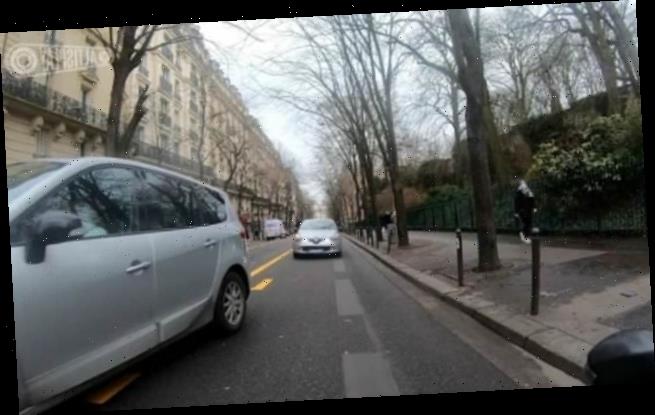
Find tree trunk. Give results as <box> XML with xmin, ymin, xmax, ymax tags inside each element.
<box><xmin>447</xmin><ymin>9</ymin><xmax>501</xmax><ymax>272</ymax></box>
<box><xmin>602</xmin><ymin>1</ymin><xmax>639</xmax><ymax>91</ymax></box>
<box><xmin>106</xmin><ymin>65</ymin><xmax>130</xmax><ymax>156</ymax></box>
<box><xmin>450</xmin><ymin>83</ymin><xmax>464</xmax><ymax>186</ymax></box>
<box><xmin>575</xmin><ymin>4</ymin><xmax>620</xmax><ymax>114</ymax></box>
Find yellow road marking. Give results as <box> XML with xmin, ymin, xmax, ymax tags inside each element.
<box><xmin>85</xmin><ymin>372</ymin><xmax>141</xmax><ymax>405</ymax></box>
<box><xmin>252</xmin><ymin>278</ymin><xmax>273</xmax><ymax>291</ymax></box>
<box><xmin>250</xmin><ymin>249</ymin><xmax>291</xmax><ymax>278</ymax></box>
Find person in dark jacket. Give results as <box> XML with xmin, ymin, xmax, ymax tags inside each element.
<box><xmin>514</xmin><ymin>178</ymin><xmax>536</xmax><ymax>244</ymax></box>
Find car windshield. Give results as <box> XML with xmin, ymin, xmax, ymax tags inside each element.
<box><xmin>300</xmin><ymin>220</ymin><xmax>337</xmax><ymax>231</ymax></box>
<box><xmin>7</xmin><ymin>161</ymin><xmax>66</xmax><ymax>202</ymax></box>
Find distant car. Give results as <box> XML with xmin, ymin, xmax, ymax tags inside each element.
<box><xmin>292</xmin><ymin>218</ymin><xmax>342</xmax><ymax>258</ymax></box>
<box><xmin>8</xmin><ymin>157</ymin><xmax>250</xmax><ymax>415</ymax></box>
<box><xmin>264</xmin><ymin>219</ymin><xmax>286</xmax><ymax>240</ymax></box>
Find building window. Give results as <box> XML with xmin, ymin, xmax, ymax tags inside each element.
<box><xmin>161</xmin><ymin>133</ymin><xmax>169</xmax><ymax>151</ymax></box>
<box><xmin>161</xmin><ymin>65</ymin><xmax>170</xmax><ymax>81</ymax></box>
<box><xmin>136</xmin><ymin>126</ymin><xmax>145</xmax><ymax>142</ymax></box>
<box><xmin>172</xmin><ymin>140</ymin><xmax>180</xmax><ymax>155</ymax></box>
<box><xmin>160</xmin><ymin>98</ymin><xmax>169</xmax><ymax>114</ymax></box>
<box><xmin>35</xmin><ymin>131</ymin><xmax>48</xmax><ymax>157</ymax></box>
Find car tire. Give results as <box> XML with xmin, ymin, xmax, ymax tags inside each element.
<box><xmin>293</xmin><ymin>252</ymin><xmax>301</xmax><ymax>259</ymax></box>
<box><xmin>211</xmin><ymin>271</ymin><xmax>247</xmax><ymax>335</ymax></box>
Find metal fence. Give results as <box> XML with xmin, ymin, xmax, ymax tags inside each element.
<box><xmin>406</xmin><ymin>186</ymin><xmax>647</xmax><ymax>235</ymax></box>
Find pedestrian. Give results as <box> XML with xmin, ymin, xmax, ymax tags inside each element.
<box><xmin>382</xmin><ymin>210</ymin><xmax>395</xmax><ymax>242</ymax></box>
<box><xmin>239</xmin><ymin>212</ymin><xmax>251</xmax><ymax>240</ymax></box>
<box><xmin>514</xmin><ymin>177</ymin><xmax>536</xmax><ymax>244</ymax></box>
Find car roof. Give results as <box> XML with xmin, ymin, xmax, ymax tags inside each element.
<box><xmin>18</xmin><ymin>157</ymin><xmax>229</xmax><ymax>194</ymax></box>
<box><xmin>8</xmin><ymin>157</ymin><xmax>233</xmax><ymax>221</ymax></box>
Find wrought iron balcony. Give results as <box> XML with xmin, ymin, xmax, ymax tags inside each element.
<box><xmin>134</xmin><ymin>139</ymin><xmax>217</xmax><ymax>181</ymax></box>
<box><xmin>80</xmin><ymin>66</ymin><xmax>98</xmax><ymax>83</ymax></box>
<box><xmin>2</xmin><ymin>70</ymin><xmax>108</xmax><ymax>130</ymax></box>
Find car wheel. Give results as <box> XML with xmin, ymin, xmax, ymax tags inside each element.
<box><xmin>211</xmin><ymin>271</ymin><xmax>247</xmax><ymax>335</ymax></box>
<box><xmin>293</xmin><ymin>252</ymin><xmax>301</xmax><ymax>259</ymax></box>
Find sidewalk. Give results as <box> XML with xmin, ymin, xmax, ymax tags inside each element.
<box><xmin>345</xmin><ymin>230</ymin><xmax>651</xmax><ymax>382</ymax></box>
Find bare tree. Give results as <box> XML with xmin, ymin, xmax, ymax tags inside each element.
<box><xmin>600</xmin><ymin>1</ymin><xmax>639</xmax><ymax>93</ymax></box>
<box><xmin>413</xmin><ymin>64</ymin><xmax>465</xmax><ymax>182</ymax></box>
<box><xmin>88</xmin><ymin>25</ymin><xmax>202</xmax><ymax>156</ymax></box>
<box><xmin>446</xmin><ymin>9</ymin><xmax>501</xmax><ymax>271</ymax></box>
<box><xmin>261</xmin><ymin>17</ymin><xmax>385</xmax><ymax>241</ymax></box>
<box><xmin>544</xmin><ymin>3</ymin><xmax>622</xmax><ymax>113</ymax></box>
<box><xmin>210</xmin><ymin>111</ymin><xmax>250</xmax><ymax>191</ymax></box>
<box><xmin>331</xmin><ymin>14</ymin><xmax>411</xmax><ymax>246</ymax></box>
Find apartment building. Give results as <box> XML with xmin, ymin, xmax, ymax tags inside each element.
<box><xmin>2</xmin><ymin>25</ymin><xmax>300</xmax><ymax>223</ymax></box>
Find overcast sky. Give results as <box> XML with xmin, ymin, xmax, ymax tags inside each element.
<box><xmin>199</xmin><ymin>20</ymin><xmax>325</xmax><ymax>214</ymax></box>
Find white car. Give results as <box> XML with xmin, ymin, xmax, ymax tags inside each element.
<box><xmin>9</xmin><ymin>157</ymin><xmax>250</xmax><ymax>415</ymax></box>
<box><xmin>292</xmin><ymin>218</ymin><xmax>342</xmax><ymax>258</ymax></box>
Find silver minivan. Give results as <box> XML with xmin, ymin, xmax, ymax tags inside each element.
<box><xmin>8</xmin><ymin>157</ymin><xmax>250</xmax><ymax>415</ymax></box>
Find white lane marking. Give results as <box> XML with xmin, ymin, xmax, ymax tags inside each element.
<box><xmin>342</xmin><ymin>352</ymin><xmax>400</xmax><ymax>398</ymax></box>
<box><xmin>333</xmin><ymin>259</ymin><xmax>346</xmax><ymax>273</ymax></box>
<box><xmin>335</xmin><ymin>279</ymin><xmax>365</xmax><ymax>316</ymax></box>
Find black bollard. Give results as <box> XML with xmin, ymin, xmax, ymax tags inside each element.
<box><xmin>531</xmin><ymin>228</ymin><xmax>541</xmax><ymax>316</ymax></box>
<box><xmin>456</xmin><ymin>228</ymin><xmax>464</xmax><ymax>287</ymax></box>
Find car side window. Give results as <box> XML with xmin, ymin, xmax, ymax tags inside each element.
<box><xmin>193</xmin><ymin>185</ymin><xmax>228</xmax><ymax>226</ymax></box>
<box><xmin>140</xmin><ymin>170</ymin><xmax>194</xmax><ymax>230</ymax></box>
<box><xmin>10</xmin><ymin>166</ymin><xmax>141</xmax><ymax>244</ymax></box>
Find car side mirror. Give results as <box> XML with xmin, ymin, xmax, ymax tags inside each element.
<box><xmin>586</xmin><ymin>329</ymin><xmax>655</xmax><ymax>385</ymax></box>
<box><xmin>217</xmin><ymin>210</ymin><xmax>227</xmax><ymax>223</ymax></box>
<box><xmin>25</xmin><ymin>210</ymin><xmax>82</xmax><ymax>264</ymax></box>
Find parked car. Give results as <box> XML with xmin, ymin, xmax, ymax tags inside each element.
<box><xmin>8</xmin><ymin>158</ymin><xmax>250</xmax><ymax>415</ymax></box>
<box><xmin>292</xmin><ymin>218</ymin><xmax>342</xmax><ymax>258</ymax></box>
<box><xmin>263</xmin><ymin>218</ymin><xmax>286</xmax><ymax>240</ymax></box>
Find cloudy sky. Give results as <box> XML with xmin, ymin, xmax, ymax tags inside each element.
<box><xmin>199</xmin><ymin>19</ymin><xmax>329</xmax><ymax>214</ymax></box>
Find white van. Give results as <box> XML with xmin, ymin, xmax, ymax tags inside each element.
<box><xmin>264</xmin><ymin>219</ymin><xmax>286</xmax><ymax>240</ymax></box>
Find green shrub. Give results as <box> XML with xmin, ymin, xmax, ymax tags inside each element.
<box><xmin>528</xmin><ymin>105</ymin><xmax>644</xmax><ymax>216</ymax></box>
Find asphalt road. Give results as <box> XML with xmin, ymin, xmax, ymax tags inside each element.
<box><xmin>50</xmin><ymin>236</ymin><xmax>581</xmax><ymax>412</ymax></box>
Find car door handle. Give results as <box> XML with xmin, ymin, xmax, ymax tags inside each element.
<box><xmin>126</xmin><ymin>260</ymin><xmax>151</xmax><ymax>274</ymax></box>
<box><xmin>204</xmin><ymin>239</ymin><xmax>217</xmax><ymax>248</ymax></box>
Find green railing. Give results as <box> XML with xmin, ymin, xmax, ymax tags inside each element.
<box><xmin>406</xmin><ymin>186</ymin><xmax>647</xmax><ymax>236</ymax></box>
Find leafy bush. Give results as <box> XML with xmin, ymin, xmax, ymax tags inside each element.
<box><xmin>528</xmin><ymin>103</ymin><xmax>644</xmax><ymax>216</ymax></box>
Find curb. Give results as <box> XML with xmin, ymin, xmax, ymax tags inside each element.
<box><xmin>344</xmin><ymin>234</ymin><xmax>593</xmax><ymax>384</ymax></box>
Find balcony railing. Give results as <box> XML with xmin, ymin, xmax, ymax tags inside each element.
<box><xmin>2</xmin><ymin>70</ymin><xmax>108</xmax><ymax>129</ymax></box>
<box><xmin>80</xmin><ymin>66</ymin><xmax>98</xmax><ymax>83</ymax></box>
<box><xmin>159</xmin><ymin>78</ymin><xmax>172</xmax><ymax>96</ymax></box>
<box><xmin>134</xmin><ymin>139</ymin><xmax>216</xmax><ymax>180</ymax></box>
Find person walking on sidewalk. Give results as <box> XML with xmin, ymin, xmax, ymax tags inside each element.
<box><xmin>514</xmin><ymin>177</ymin><xmax>536</xmax><ymax>244</ymax></box>
<box><xmin>386</xmin><ymin>210</ymin><xmax>397</xmax><ymax>245</ymax></box>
